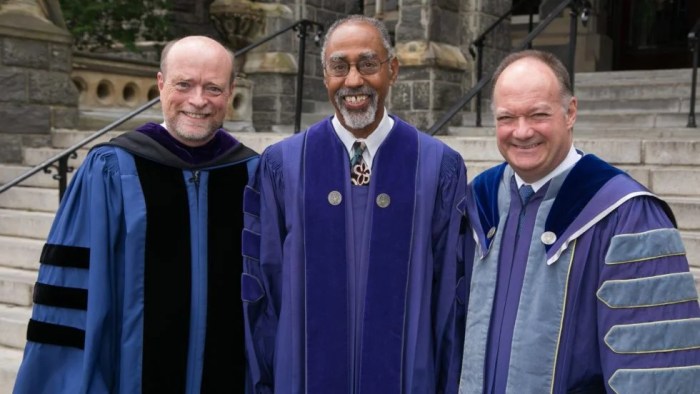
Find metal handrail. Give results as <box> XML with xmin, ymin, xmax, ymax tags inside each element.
<box><xmin>428</xmin><ymin>0</ymin><xmax>591</xmax><ymax>135</ymax></box>
<box><xmin>0</xmin><ymin>19</ymin><xmax>324</xmax><ymax>200</ymax></box>
<box><xmin>688</xmin><ymin>18</ymin><xmax>700</xmax><ymax>128</ymax></box>
<box><xmin>470</xmin><ymin>0</ymin><xmax>538</xmax><ymax>127</ymax></box>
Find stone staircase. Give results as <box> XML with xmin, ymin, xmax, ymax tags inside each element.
<box><xmin>0</xmin><ymin>68</ymin><xmax>699</xmax><ymax>391</ymax></box>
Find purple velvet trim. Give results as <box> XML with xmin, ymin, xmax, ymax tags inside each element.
<box><xmin>358</xmin><ymin>120</ymin><xmax>418</xmax><ymax>394</ymax></box>
<box><xmin>303</xmin><ymin>122</ymin><xmax>350</xmax><ymax>394</ymax></box>
<box><xmin>135</xmin><ymin>122</ymin><xmax>239</xmax><ymax>165</ymax></box>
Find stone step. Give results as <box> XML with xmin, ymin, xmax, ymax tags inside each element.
<box><xmin>576</xmin><ymin>68</ymin><xmax>693</xmax><ymax>83</ymax></box>
<box><xmin>50</xmin><ymin>129</ymin><xmax>123</xmax><ymax>150</ymax></box>
<box><xmin>22</xmin><ymin>147</ymin><xmax>89</xmax><ymax>169</ymax></box>
<box><xmin>0</xmin><ymin>304</ymin><xmax>31</xmax><ymax>350</ymax></box>
<box><xmin>0</xmin><ymin>267</ymin><xmax>35</xmax><ymax>307</ymax></box>
<box><xmin>0</xmin><ymin>186</ymin><xmax>58</xmax><ymax>213</ymax></box>
<box><xmin>0</xmin><ymin>209</ymin><xmax>53</xmax><ymax>240</ymax></box>
<box><xmin>0</xmin><ymin>164</ymin><xmax>58</xmax><ymax>189</ymax></box>
<box><xmin>576</xmin><ymin>97</ymin><xmax>694</xmax><ymax>114</ymax></box>
<box><xmin>667</xmin><ymin>197</ymin><xmax>700</xmax><ymax>232</ymax></box>
<box><xmin>0</xmin><ymin>346</ymin><xmax>23</xmax><ymax>394</ymax></box>
<box><xmin>77</xmin><ymin>107</ymin><xmax>163</xmax><ymax>132</ymax></box>
<box><xmin>650</xmin><ymin>167</ymin><xmax>700</xmax><ymax>197</ymax></box>
<box><xmin>0</xmin><ymin>236</ymin><xmax>42</xmax><ymax>271</ymax></box>
<box><xmin>575</xmin><ymin>82</ymin><xmax>696</xmax><ymax>101</ymax></box>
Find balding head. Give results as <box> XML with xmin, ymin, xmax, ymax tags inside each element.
<box><xmin>157</xmin><ymin>35</ymin><xmax>236</xmax><ymax>147</ymax></box>
<box><xmin>160</xmin><ymin>36</ymin><xmax>236</xmax><ymax>85</ymax></box>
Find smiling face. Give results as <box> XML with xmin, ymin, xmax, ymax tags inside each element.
<box><xmin>493</xmin><ymin>57</ymin><xmax>577</xmax><ymax>183</ymax></box>
<box><xmin>157</xmin><ymin>36</ymin><xmax>234</xmax><ymax>147</ymax></box>
<box><xmin>322</xmin><ymin>21</ymin><xmax>398</xmax><ymax>138</ymax></box>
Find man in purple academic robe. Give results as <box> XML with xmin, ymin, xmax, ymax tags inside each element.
<box><xmin>241</xmin><ymin>15</ymin><xmax>468</xmax><ymax>394</ymax></box>
<box><xmin>459</xmin><ymin>49</ymin><xmax>700</xmax><ymax>393</ymax></box>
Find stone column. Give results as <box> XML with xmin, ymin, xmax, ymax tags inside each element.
<box><xmin>209</xmin><ymin>0</ymin><xmax>299</xmax><ymax>132</ymax></box>
<box><xmin>392</xmin><ymin>0</ymin><xmax>469</xmax><ymax>133</ymax></box>
<box><xmin>0</xmin><ymin>0</ymin><xmax>77</xmax><ymax>162</ymax></box>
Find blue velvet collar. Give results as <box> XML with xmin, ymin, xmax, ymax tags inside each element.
<box><xmin>470</xmin><ymin>155</ymin><xmax>625</xmax><ymax>253</ymax></box>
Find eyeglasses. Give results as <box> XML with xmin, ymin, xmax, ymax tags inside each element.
<box><xmin>324</xmin><ymin>57</ymin><xmax>392</xmax><ymax>77</ymax></box>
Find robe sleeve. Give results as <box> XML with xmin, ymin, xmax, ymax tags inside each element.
<box><xmin>431</xmin><ymin>147</ymin><xmax>469</xmax><ymax>394</ymax></box>
<box><xmin>241</xmin><ymin>145</ymin><xmax>284</xmax><ymax>394</ymax></box>
<box><xmin>595</xmin><ymin>196</ymin><xmax>700</xmax><ymax>393</ymax></box>
<box><xmin>13</xmin><ymin>147</ymin><xmax>124</xmax><ymax>393</ymax></box>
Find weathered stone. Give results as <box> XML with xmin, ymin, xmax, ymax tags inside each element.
<box><xmin>248</xmin><ymin>74</ymin><xmax>296</xmax><ymax>95</ymax></box>
<box><xmin>430</xmin><ymin>9</ymin><xmax>461</xmax><ymax>46</ymax></box>
<box><xmin>391</xmin><ymin>82</ymin><xmax>411</xmax><ymax>110</ymax></box>
<box><xmin>28</xmin><ymin>71</ymin><xmax>78</xmax><ymax>106</ymax></box>
<box><xmin>0</xmin><ymin>133</ymin><xmax>22</xmax><ymax>162</ymax></box>
<box><xmin>302</xmin><ymin>77</ymin><xmax>326</xmax><ymax>101</ymax></box>
<box><xmin>52</xmin><ymin>106</ymin><xmax>79</xmax><ymax>129</ymax></box>
<box><xmin>322</xmin><ymin>0</ymin><xmax>346</xmax><ymax>13</ymax></box>
<box><xmin>394</xmin><ymin>110</ymin><xmax>433</xmax><ymax>131</ymax></box>
<box><xmin>49</xmin><ymin>43</ymin><xmax>72</xmax><ymax>73</ymax></box>
<box><xmin>396</xmin><ymin>6</ymin><xmax>425</xmax><ymax>42</ymax></box>
<box><xmin>0</xmin><ymin>68</ymin><xmax>27</xmax><ymax>102</ymax></box>
<box><xmin>315</xmin><ymin>9</ymin><xmax>343</xmax><ymax>27</ymax></box>
<box><xmin>0</xmin><ymin>102</ymin><xmax>50</xmax><ymax>134</ymax></box>
<box><xmin>398</xmin><ymin>67</ymin><xmax>431</xmax><ymax>81</ymax></box>
<box><xmin>3</xmin><ymin>37</ymin><xmax>49</xmax><ymax>69</ymax></box>
<box><xmin>253</xmin><ymin>95</ymin><xmax>281</xmax><ymax>111</ymax></box>
<box><xmin>414</xmin><ymin>81</ymin><xmax>431</xmax><ymax>110</ymax></box>
<box><xmin>434</xmin><ymin>81</ymin><xmax>462</xmax><ymax>109</ymax></box>
<box><xmin>434</xmin><ymin>68</ymin><xmax>466</xmax><ymax>84</ymax></box>
<box><xmin>437</xmin><ymin>0</ymin><xmax>460</xmax><ymax>11</ymax></box>
<box><xmin>401</xmin><ymin>0</ymin><xmax>423</xmax><ymax>7</ymax></box>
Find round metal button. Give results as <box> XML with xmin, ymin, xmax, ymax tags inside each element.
<box><xmin>328</xmin><ymin>190</ymin><xmax>342</xmax><ymax>206</ymax></box>
<box><xmin>487</xmin><ymin>227</ymin><xmax>496</xmax><ymax>239</ymax></box>
<box><xmin>541</xmin><ymin>231</ymin><xmax>557</xmax><ymax>245</ymax></box>
<box><xmin>376</xmin><ymin>193</ymin><xmax>391</xmax><ymax>208</ymax></box>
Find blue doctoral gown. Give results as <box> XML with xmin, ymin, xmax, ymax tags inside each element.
<box><xmin>242</xmin><ymin>116</ymin><xmax>468</xmax><ymax>394</ymax></box>
<box><xmin>460</xmin><ymin>154</ymin><xmax>700</xmax><ymax>393</ymax></box>
<box><xmin>13</xmin><ymin>123</ymin><xmax>258</xmax><ymax>393</ymax></box>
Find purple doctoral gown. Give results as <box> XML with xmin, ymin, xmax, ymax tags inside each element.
<box><xmin>241</xmin><ymin>116</ymin><xmax>468</xmax><ymax>394</ymax></box>
<box><xmin>459</xmin><ymin>154</ymin><xmax>700</xmax><ymax>393</ymax></box>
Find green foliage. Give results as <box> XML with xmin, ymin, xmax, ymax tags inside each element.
<box><xmin>60</xmin><ymin>0</ymin><xmax>172</xmax><ymax>51</ymax></box>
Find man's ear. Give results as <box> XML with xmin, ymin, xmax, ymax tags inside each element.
<box><xmin>566</xmin><ymin>96</ymin><xmax>577</xmax><ymax>130</ymax></box>
<box><xmin>157</xmin><ymin>72</ymin><xmax>165</xmax><ymax>91</ymax></box>
<box><xmin>389</xmin><ymin>57</ymin><xmax>399</xmax><ymax>84</ymax></box>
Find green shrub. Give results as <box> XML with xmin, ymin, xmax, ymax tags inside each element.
<box><xmin>60</xmin><ymin>0</ymin><xmax>172</xmax><ymax>51</ymax></box>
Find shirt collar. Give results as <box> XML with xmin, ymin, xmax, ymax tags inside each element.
<box><xmin>331</xmin><ymin>109</ymin><xmax>394</xmax><ymax>168</ymax></box>
<box><xmin>514</xmin><ymin>145</ymin><xmax>582</xmax><ymax>192</ymax></box>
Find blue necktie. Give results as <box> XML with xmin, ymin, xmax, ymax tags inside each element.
<box><xmin>519</xmin><ymin>184</ymin><xmax>535</xmax><ymax>205</ymax></box>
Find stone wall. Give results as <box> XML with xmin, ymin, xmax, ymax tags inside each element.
<box><xmin>0</xmin><ymin>1</ymin><xmax>78</xmax><ymax>163</ymax></box>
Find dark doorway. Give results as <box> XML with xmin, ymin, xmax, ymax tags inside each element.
<box><xmin>608</xmin><ymin>0</ymin><xmax>700</xmax><ymax>70</ymax></box>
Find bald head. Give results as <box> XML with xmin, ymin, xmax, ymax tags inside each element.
<box><xmin>157</xmin><ymin>35</ymin><xmax>236</xmax><ymax>147</ymax></box>
<box><xmin>160</xmin><ymin>36</ymin><xmax>235</xmax><ymax>85</ymax></box>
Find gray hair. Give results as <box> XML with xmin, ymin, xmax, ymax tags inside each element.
<box><xmin>321</xmin><ymin>15</ymin><xmax>394</xmax><ymax>65</ymax></box>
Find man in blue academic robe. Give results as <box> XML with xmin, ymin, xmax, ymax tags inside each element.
<box><xmin>242</xmin><ymin>16</ymin><xmax>468</xmax><ymax>393</ymax></box>
<box><xmin>459</xmin><ymin>50</ymin><xmax>700</xmax><ymax>393</ymax></box>
<box><xmin>13</xmin><ymin>36</ymin><xmax>258</xmax><ymax>393</ymax></box>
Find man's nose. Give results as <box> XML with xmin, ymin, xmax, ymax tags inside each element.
<box><xmin>344</xmin><ymin>65</ymin><xmax>364</xmax><ymax>87</ymax></box>
<box><xmin>188</xmin><ymin>88</ymin><xmax>207</xmax><ymax>107</ymax></box>
<box><xmin>513</xmin><ymin>116</ymin><xmax>534</xmax><ymax>138</ymax></box>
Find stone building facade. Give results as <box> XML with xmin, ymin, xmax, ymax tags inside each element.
<box><xmin>1</xmin><ymin>0</ymin><xmax>682</xmax><ymax>143</ymax></box>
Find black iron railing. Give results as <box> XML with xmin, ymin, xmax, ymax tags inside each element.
<box><xmin>428</xmin><ymin>0</ymin><xmax>591</xmax><ymax>135</ymax></box>
<box><xmin>688</xmin><ymin>18</ymin><xmax>700</xmax><ymax>128</ymax></box>
<box><xmin>470</xmin><ymin>0</ymin><xmax>538</xmax><ymax>127</ymax></box>
<box><xmin>0</xmin><ymin>19</ymin><xmax>324</xmax><ymax>201</ymax></box>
